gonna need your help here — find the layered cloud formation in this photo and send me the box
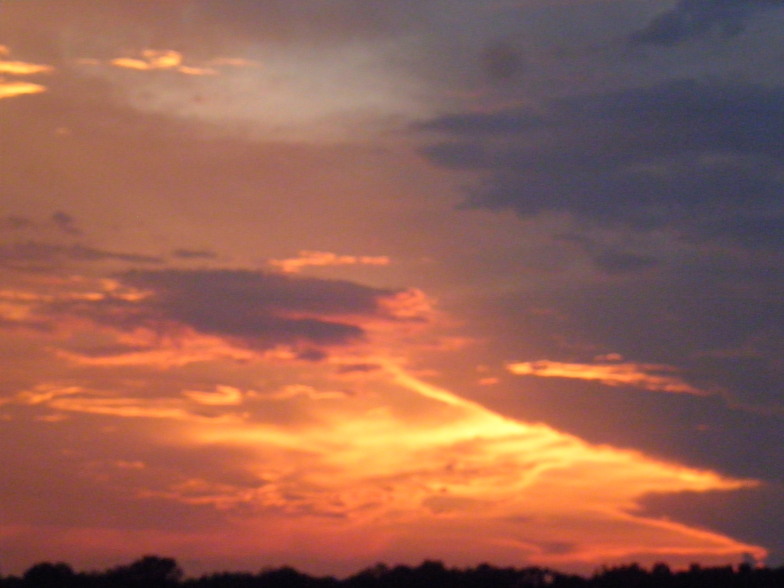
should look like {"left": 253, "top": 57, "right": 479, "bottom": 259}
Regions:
{"left": 1, "top": 0, "right": 783, "bottom": 578}
{"left": 420, "top": 79, "right": 784, "bottom": 247}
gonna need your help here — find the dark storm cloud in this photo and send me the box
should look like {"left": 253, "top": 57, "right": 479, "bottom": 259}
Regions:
{"left": 494, "top": 374, "right": 784, "bottom": 482}
{"left": 419, "top": 79, "right": 784, "bottom": 247}
{"left": 490, "top": 255, "right": 784, "bottom": 412}
{"left": 630, "top": 0, "right": 784, "bottom": 46}
{"left": 555, "top": 233, "right": 660, "bottom": 276}
{"left": 52, "top": 269, "right": 401, "bottom": 352}
{"left": 637, "top": 484, "right": 784, "bottom": 565}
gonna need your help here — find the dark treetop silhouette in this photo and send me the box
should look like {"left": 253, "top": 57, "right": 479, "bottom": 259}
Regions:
{"left": 2, "top": 556, "right": 784, "bottom": 588}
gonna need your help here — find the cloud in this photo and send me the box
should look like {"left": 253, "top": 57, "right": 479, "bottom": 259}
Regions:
{"left": 45, "top": 269, "right": 412, "bottom": 356}
{"left": 630, "top": 0, "right": 784, "bottom": 46}
{"left": 267, "top": 384, "right": 350, "bottom": 401}
{"left": 51, "top": 211, "right": 81, "bottom": 235}
{"left": 0, "top": 242, "right": 164, "bottom": 271}
{"left": 183, "top": 385, "right": 244, "bottom": 406}
{"left": 0, "top": 215, "right": 35, "bottom": 230}
{"left": 419, "top": 79, "right": 784, "bottom": 248}
{"left": 637, "top": 483, "right": 784, "bottom": 565}
{"left": 479, "top": 40, "right": 526, "bottom": 81}
{"left": 10, "top": 383, "right": 241, "bottom": 423}
{"left": 0, "top": 53, "right": 53, "bottom": 75}
{"left": 0, "top": 79, "right": 46, "bottom": 99}
{"left": 269, "top": 250, "right": 390, "bottom": 274}
{"left": 0, "top": 45, "right": 53, "bottom": 75}
{"left": 109, "top": 49, "right": 216, "bottom": 75}
{"left": 0, "top": 45, "right": 53, "bottom": 100}
{"left": 185, "top": 364, "right": 764, "bottom": 569}
{"left": 0, "top": 212, "right": 81, "bottom": 235}
{"left": 55, "top": 333, "right": 258, "bottom": 368}
{"left": 171, "top": 248, "right": 218, "bottom": 260}
{"left": 507, "top": 360, "right": 707, "bottom": 395}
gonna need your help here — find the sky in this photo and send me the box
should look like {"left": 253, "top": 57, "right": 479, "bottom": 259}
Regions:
{"left": 1, "top": 0, "right": 783, "bottom": 578}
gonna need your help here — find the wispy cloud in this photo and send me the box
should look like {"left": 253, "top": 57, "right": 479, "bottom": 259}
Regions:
{"left": 507, "top": 360, "right": 707, "bottom": 395}
{"left": 0, "top": 45, "right": 53, "bottom": 99}
{"left": 10, "top": 383, "right": 242, "bottom": 423}
{"left": 185, "top": 363, "right": 762, "bottom": 566}
{"left": 270, "top": 250, "right": 390, "bottom": 274}
{"left": 0, "top": 242, "right": 163, "bottom": 271}
{"left": 0, "top": 79, "right": 47, "bottom": 100}
{"left": 109, "top": 49, "right": 216, "bottom": 76}
{"left": 183, "top": 385, "right": 244, "bottom": 406}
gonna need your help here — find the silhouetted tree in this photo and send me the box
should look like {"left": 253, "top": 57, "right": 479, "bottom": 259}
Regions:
{"left": 22, "top": 562, "right": 75, "bottom": 588}
{"left": 5, "top": 555, "right": 784, "bottom": 588}
{"left": 107, "top": 556, "right": 182, "bottom": 588}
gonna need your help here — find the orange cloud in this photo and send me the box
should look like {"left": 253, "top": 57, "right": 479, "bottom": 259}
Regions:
{"left": 0, "top": 62, "right": 53, "bottom": 75}
{"left": 183, "top": 385, "right": 244, "bottom": 406}
{"left": 110, "top": 50, "right": 216, "bottom": 75}
{"left": 178, "top": 362, "right": 762, "bottom": 569}
{"left": 0, "top": 45, "right": 53, "bottom": 75}
{"left": 56, "top": 330, "right": 259, "bottom": 368}
{"left": 0, "top": 270, "right": 763, "bottom": 572}
{"left": 1, "top": 339, "right": 765, "bottom": 571}
{"left": 507, "top": 359, "right": 707, "bottom": 395}
{"left": 0, "top": 79, "right": 47, "bottom": 99}
{"left": 207, "top": 57, "right": 259, "bottom": 68}
{"left": 270, "top": 250, "right": 390, "bottom": 273}
{"left": 10, "top": 383, "right": 243, "bottom": 423}
{"left": 266, "top": 384, "right": 350, "bottom": 401}
{"left": 0, "top": 46, "right": 52, "bottom": 99}
{"left": 377, "top": 288, "right": 435, "bottom": 321}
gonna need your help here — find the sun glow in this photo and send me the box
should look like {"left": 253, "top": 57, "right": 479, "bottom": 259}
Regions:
{"left": 172, "top": 360, "right": 763, "bottom": 569}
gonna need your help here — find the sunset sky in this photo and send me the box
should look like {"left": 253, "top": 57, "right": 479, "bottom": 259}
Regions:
{"left": 1, "top": 0, "right": 783, "bottom": 578}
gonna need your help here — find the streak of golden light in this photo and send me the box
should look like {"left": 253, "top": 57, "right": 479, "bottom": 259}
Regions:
{"left": 0, "top": 61, "right": 53, "bottom": 75}
{"left": 508, "top": 360, "right": 706, "bottom": 395}
{"left": 270, "top": 250, "right": 390, "bottom": 274}
{"left": 0, "top": 80, "right": 46, "bottom": 99}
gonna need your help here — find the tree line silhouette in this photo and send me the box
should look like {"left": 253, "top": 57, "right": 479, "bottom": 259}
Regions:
{"left": 2, "top": 556, "right": 783, "bottom": 588}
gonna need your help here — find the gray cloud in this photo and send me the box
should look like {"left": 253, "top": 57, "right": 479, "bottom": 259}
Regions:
{"left": 171, "top": 248, "right": 218, "bottom": 260}
{"left": 630, "top": 0, "right": 784, "bottom": 46}
{"left": 51, "top": 211, "right": 81, "bottom": 235}
{"left": 637, "top": 484, "right": 784, "bottom": 566}
{"left": 0, "top": 241, "right": 163, "bottom": 271}
{"left": 0, "top": 215, "right": 36, "bottom": 230}
{"left": 494, "top": 374, "right": 783, "bottom": 482}
{"left": 49, "top": 269, "right": 402, "bottom": 354}
{"left": 419, "top": 79, "right": 784, "bottom": 248}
